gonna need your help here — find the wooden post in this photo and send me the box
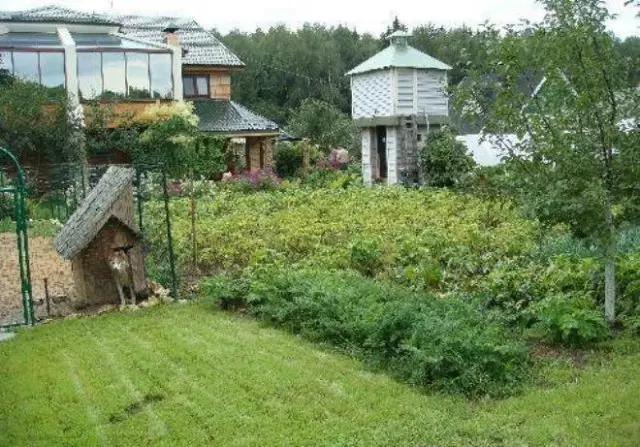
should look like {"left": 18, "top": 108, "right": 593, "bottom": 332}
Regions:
{"left": 44, "top": 278, "right": 51, "bottom": 317}
{"left": 302, "top": 141, "right": 311, "bottom": 169}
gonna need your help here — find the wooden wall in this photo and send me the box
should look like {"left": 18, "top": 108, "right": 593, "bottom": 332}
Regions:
{"left": 82, "top": 101, "right": 171, "bottom": 128}
{"left": 245, "top": 137, "right": 274, "bottom": 170}
{"left": 210, "top": 74, "right": 231, "bottom": 100}
{"left": 72, "top": 219, "right": 146, "bottom": 308}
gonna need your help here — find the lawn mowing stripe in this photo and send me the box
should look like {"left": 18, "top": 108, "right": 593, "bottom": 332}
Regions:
{"left": 76, "top": 306, "right": 470, "bottom": 445}
{"left": 51, "top": 318, "right": 158, "bottom": 445}
{"left": 61, "top": 350, "right": 111, "bottom": 446}
{"left": 88, "top": 312, "right": 301, "bottom": 445}
{"left": 110, "top": 325, "right": 220, "bottom": 443}
{"left": 79, "top": 320, "right": 169, "bottom": 440}
{"left": 0, "top": 324, "right": 111, "bottom": 446}
{"left": 86, "top": 309, "right": 285, "bottom": 443}
{"left": 131, "top": 307, "right": 422, "bottom": 439}
{"left": 97, "top": 314, "right": 278, "bottom": 434}
{"left": 87, "top": 307, "right": 358, "bottom": 443}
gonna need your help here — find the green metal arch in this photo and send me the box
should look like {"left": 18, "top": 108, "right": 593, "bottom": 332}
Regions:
{"left": 0, "top": 147, "right": 34, "bottom": 327}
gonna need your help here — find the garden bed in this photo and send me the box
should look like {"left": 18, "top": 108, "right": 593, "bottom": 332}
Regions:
{"left": 0, "top": 233, "right": 74, "bottom": 325}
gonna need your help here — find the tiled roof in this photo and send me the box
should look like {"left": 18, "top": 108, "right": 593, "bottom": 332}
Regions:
{"left": 346, "top": 37, "right": 451, "bottom": 76}
{"left": 0, "top": 6, "right": 244, "bottom": 68}
{"left": 116, "top": 16, "right": 244, "bottom": 67}
{"left": 193, "top": 100, "right": 279, "bottom": 134}
{"left": 0, "top": 5, "right": 119, "bottom": 26}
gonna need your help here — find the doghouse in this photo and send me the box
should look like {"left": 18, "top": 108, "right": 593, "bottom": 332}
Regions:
{"left": 53, "top": 167, "right": 148, "bottom": 308}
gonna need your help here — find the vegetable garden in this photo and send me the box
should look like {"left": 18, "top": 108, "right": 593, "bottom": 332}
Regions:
{"left": 138, "top": 184, "right": 640, "bottom": 397}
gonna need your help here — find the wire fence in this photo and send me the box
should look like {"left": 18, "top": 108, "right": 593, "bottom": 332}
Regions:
{"left": 0, "top": 162, "right": 180, "bottom": 326}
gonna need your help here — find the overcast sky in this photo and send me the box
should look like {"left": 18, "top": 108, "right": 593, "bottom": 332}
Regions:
{"left": 2, "top": 0, "right": 638, "bottom": 37}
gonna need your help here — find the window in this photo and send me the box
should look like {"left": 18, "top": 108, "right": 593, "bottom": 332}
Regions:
{"left": 0, "top": 33, "right": 65, "bottom": 89}
{"left": 77, "top": 50, "right": 173, "bottom": 100}
{"left": 126, "top": 53, "right": 150, "bottom": 98}
{"left": 13, "top": 52, "right": 39, "bottom": 83}
{"left": 102, "top": 52, "right": 126, "bottom": 99}
{"left": 39, "top": 52, "right": 65, "bottom": 88}
{"left": 0, "top": 50, "right": 66, "bottom": 90}
{"left": 182, "top": 75, "right": 209, "bottom": 97}
{"left": 150, "top": 53, "right": 172, "bottom": 99}
{"left": 78, "top": 52, "right": 102, "bottom": 99}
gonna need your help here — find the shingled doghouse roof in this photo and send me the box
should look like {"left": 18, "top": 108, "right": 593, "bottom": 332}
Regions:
{"left": 54, "top": 166, "right": 138, "bottom": 260}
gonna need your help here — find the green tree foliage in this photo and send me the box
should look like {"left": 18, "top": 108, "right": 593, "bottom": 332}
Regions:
{"left": 135, "top": 104, "right": 226, "bottom": 179}
{"left": 380, "top": 16, "right": 409, "bottom": 41}
{"left": 222, "top": 25, "right": 379, "bottom": 124}
{"left": 0, "top": 75, "right": 80, "bottom": 163}
{"left": 456, "top": 0, "right": 640, "bottom": 323}
{"left": 287, "top": 99, "right": 357, "bottom": 150}
{"left": 220, "top": 21, "right": 638, "bottom": 124}
{"left": 420, "top": 128, "right": 476, "bottom": 187}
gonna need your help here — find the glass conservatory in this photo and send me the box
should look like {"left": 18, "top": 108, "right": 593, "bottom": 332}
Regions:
{"left": 0, "top": 31, "right": 175, "bottom": 100}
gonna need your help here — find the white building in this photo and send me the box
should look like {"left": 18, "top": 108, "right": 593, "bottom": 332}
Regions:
{"left": 346, "top": 31, "right": 451, "bottom": 185}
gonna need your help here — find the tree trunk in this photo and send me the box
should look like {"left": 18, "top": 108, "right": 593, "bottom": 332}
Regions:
{"left": 604, "top": 203, "right": 616, "bottom": 324}
{"left": 604, "top": 248, "right": 616, "bottom": 324}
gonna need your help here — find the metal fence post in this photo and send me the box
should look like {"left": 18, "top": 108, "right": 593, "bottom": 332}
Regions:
{"left": 161, "top": 167, "right": 179, "bottom": 299}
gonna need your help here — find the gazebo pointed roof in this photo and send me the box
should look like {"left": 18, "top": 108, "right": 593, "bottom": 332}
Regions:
{"left": 346, "top": 32, "right": 451, "bottom": 76}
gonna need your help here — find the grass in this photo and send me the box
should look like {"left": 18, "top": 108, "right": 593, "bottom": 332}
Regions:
{"left": 1, "top": 302, "right": 639, "bottom": 446}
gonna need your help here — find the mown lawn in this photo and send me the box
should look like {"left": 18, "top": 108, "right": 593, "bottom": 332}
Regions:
{"left": 1, "top": 302, "right": 639, "bottom": 446}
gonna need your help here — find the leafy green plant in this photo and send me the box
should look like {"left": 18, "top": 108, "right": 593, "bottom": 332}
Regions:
{"left": 349, "top": 236, "right": 383, "bottom": 277}
{"left": 202, "top": 268, "right": 530, "bottom": 397}
{"left": 526, "top": 294, "right": 610, "bottom": 347}
{"left": 420, "top": 127, "right": 476, "bottom": 188}
{"left": 274, "top": 142, "right": 304, "bottom": 178}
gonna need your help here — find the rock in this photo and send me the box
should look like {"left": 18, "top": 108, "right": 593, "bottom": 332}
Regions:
{"left": 0, "top": 332, "right": 16, "bottom": 342}
{"left": 139, "top": 297, "right": 161, "bottom": 309}
{"left": 97, "top": 304, "right": 117, "bottom": 315}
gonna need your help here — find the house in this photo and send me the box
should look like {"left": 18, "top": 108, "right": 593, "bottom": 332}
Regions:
{"left": 455, "top": 75, "right": 638, "bottom": 167}
{"left": 0, "top": 5, "right": 279, "bottom": 170}
{"left": 346, "top": 31, "right": 451, "bottom": 185}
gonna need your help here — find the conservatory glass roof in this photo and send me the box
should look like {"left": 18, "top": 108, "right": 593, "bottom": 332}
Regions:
{"left": 72, "top": 33, "right": 169, "bottom": 50}
{"left": 0, "top": 32, "right": 63, "bottom": 48}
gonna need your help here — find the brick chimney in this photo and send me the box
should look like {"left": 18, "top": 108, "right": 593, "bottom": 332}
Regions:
{"left": 163, "top": 23, "right": 180, "bottom": 47}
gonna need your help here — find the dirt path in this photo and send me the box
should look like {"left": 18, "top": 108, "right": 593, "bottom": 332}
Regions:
{"left": 0, "top": 234, "right": 74, "bottom": 325}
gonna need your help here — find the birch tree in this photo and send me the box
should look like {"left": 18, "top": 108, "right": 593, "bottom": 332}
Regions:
{"left": 456, "top": 0, "right": 640, "bottom": 323}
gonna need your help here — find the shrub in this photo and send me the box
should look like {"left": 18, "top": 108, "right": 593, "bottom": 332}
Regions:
{"left": 482, "top": 255, "right": 600, "bottom": 326}
{"left": 220, "top": 169, "right": 281, "bottom": 193}
{"left": 274, "top": 142, "right": 304, "bottom": 178}
{"left": 349, "top": 236, "right": 383, "bottom": 276}
{"left": 526, "top": 294, "right": 610, "bottom": 347}
{"left": 202, "top": 268, "right": 530, "bottom": 397}
{"left": 299, "top": 166, "right": 362, "bottom": 189}
{"left": 420, "top": 128, "right": 476, "bottom": 188}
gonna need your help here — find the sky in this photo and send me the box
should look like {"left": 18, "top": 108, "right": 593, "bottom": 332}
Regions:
{"left": 1, "top": 0, "right": 638, "bottom": 38}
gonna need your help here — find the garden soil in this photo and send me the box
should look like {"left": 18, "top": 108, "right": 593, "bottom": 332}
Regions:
{"left": 0, "top": 234, "right": 74, "bottom": 325}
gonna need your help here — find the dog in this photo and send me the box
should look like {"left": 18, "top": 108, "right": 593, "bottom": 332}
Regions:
{"left": 107, "top": 247, "right": 136, "bottom": 307}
